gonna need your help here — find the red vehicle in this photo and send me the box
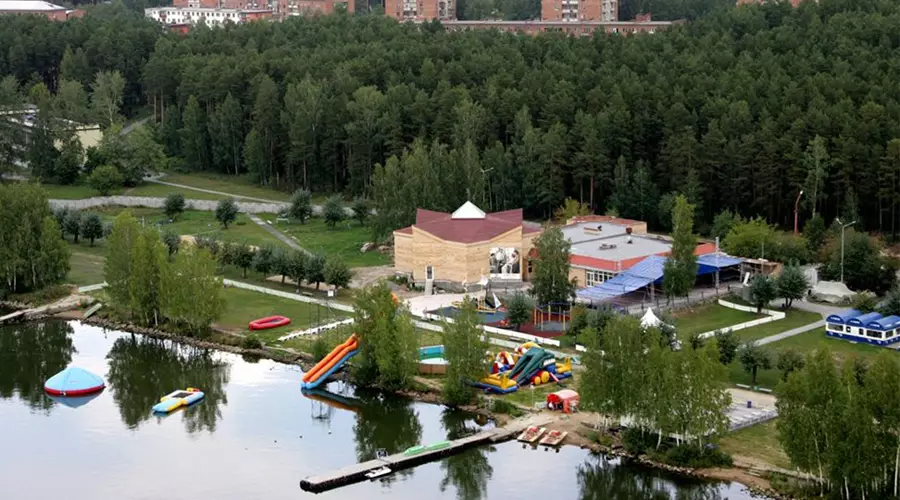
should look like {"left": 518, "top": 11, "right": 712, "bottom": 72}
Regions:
{"left": 248, "top": 315, "right": 291, "bottom": 331}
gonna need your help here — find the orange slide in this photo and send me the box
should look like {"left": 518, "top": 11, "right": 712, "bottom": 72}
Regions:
{"left": 301, "top": 334, "right": 359, "bottom": 389}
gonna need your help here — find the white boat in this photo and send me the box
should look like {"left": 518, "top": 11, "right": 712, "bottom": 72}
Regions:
{"left": 365, "top": 466, "right": 392, "bottom": 480}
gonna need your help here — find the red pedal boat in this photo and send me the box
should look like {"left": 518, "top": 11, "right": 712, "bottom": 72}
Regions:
{"left": 249, "top": 315, "right": 291, "bottom": 330}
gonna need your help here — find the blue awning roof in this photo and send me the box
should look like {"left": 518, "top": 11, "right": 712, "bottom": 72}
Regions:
{"left": 848, "top": 312, "right": 882, "bottom": 327}
{"left": 825, "top": 309, "right": 862, "bottom": 324}
{"left": 869, "top": 315, "right": 900, "bottom": 331}
{"left": 576, "top": 253, "right": 742, "bottom": 302}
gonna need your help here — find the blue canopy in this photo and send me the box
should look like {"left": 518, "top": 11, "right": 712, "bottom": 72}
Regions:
{"left": 576, "top": 253, "right": 741, "bottom": 302}
{"left": 825, "top": 309, "right": 862, "bottom": 324}
{"left": 44, "top": 367, "right": 105, "bottom": 396}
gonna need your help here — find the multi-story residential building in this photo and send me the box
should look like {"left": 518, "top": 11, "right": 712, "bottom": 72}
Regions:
{"left": 145, "top": 6, "right": 273, "bottom": 28}
{"left": 0, "top": 1, "right": 84, "bottom": 21}
{"left": 438, "top": 19, "right": 672, "bottom": 36}
{"left": 541, "top": 0, "right": 616, "bottom": 22}
{"left": 383, "top": 0, "right": 454, "bottom": 21}
{"left": 171, "top": 0, "right": 353, "bottom": 17}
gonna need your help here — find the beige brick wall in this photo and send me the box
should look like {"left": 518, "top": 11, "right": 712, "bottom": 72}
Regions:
{"left": 569, "top": 267, "right": 586, "bottom": 289}
{"left": 393, "top": 226, "right": 537, "bottom": 283}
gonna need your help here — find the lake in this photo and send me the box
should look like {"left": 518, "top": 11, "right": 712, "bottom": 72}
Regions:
{"left": 0, "top": 320, "right": 763, "bottom": 499}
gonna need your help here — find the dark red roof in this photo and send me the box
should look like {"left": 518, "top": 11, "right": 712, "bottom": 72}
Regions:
{"left": 394, "top": 207, "right": 528, "bottom": 244}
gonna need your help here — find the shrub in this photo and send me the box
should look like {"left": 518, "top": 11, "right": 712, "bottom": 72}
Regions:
{"left": 241, "top": 335, "right": 263, "bottom": 350}
{"left": 663, "top": 443, "right": 733, "bottom": 468}
{"left": 87, "top": 164, "right": 124, "bottom": 196}
{"left": 164, "top": 193, "right": 186, "bottom": 221}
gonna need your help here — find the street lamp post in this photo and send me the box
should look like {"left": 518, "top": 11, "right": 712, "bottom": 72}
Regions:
{"left": 794, "top": 190, "right": 804, "bottom": 235}
{"left": 835, "top": 218, "right": 857, "bottom": 284}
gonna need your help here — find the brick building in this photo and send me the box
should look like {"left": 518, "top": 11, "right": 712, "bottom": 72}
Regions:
{"left": 171, "top": 0, "right": 353, "bottom": 16}
{"left": 439, "top": 19, "right": 673, "bottom": 36}
{"left": 145, "top": 6, "right": 273, "bottom": 27}
{"left": 383, "top": 0, "right": 454, "bottom": 21}
{"left": 0, "top": 1, "right": 84, "bottom": 21}
{"left": 541, "top": 0, "right": 616, "bottom": 22}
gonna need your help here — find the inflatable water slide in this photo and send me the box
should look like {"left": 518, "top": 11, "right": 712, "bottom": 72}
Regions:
{"left": 301, "top": 334, "right": 359, "bottom": 390}
{"left": 474, "top": 345, "right": 573, "bottom": 394}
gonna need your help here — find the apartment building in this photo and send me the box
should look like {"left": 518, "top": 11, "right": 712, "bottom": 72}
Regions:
{"left": 145, "top": 6, "right": 273, "bottom": 27}
{"left": 171, "top": 0, "right": 353, "bottom": 17}
{"left": 541, "top": 0, "right": 616, "bottom": 22}
{"left": 383, "top": 0, "right": 454, "bottom": 21}
{"left": 0, "top": 1, "right": 84, "bottom": 20}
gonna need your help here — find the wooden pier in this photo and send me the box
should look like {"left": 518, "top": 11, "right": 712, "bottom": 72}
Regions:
{"left": 300, "top": 421, "right": 534, "bottom": 493}
{"left": 0, "top": 310, "right": 24, "bottom": 324}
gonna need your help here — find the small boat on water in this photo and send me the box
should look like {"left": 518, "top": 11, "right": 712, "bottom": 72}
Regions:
{"left": 249, "top": 315, "right": 291, "bottom": 331}
{"left": 538, "top": 430, "right": 568, "bottom": 447}
{"left": 517, "top": 426, "right": 546, "bottom": 443}
{"left": 152, "top": 388, "right": 205, "bottom": 414}
{"left": 365, "top": 466, "right": 392, "bottom": 480}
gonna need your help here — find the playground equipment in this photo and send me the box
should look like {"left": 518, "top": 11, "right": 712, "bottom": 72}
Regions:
{"left": 301, "top": 334, "right": 359, "bottom": 390}
{"left": 546, "top": 389, "right": 580, "bottom": 413}
{"left": 533, "top": 303, "right": 571, "bottom": 332}
{"left": 152, "top": 388, "right": 205, "bottom": 413}
{"left": 452, "top": 293, "right": 505, "bottom": 313}
{"left": 474, "top": 342, "right": 572, "bottom": 394}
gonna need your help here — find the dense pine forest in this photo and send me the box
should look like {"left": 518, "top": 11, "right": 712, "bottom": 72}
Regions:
{"left": 3, "top": 0, "right": 900, "bottom": 238}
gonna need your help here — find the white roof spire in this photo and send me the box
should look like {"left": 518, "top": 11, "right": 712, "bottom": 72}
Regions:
{"left": 451, "top": 201, "right": 486, "bottom": 220}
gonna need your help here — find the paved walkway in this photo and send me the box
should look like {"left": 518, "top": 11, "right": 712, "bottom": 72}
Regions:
{"left": 756, "top": 319, "right": 825, "bottom": 346}
{"left": 247, "top": 214, "right": 310, "bottom": 254}
{"left": 77, "top": 283, "right": 107, "bottom": 293}
{"left": 147, "top": 178, "right": 290, "bottom": 205}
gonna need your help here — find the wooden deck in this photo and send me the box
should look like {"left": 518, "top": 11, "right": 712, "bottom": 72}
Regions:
{"left": 300, "top": 419, "right": 537, "bottom": 493}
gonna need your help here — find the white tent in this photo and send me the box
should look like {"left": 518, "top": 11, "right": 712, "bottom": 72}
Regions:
{"left": 640, "top": 308, "right": 668, "bottom": 329}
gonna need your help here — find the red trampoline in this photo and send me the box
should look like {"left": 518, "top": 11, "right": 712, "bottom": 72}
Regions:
{"left": 248, "top": 315, "right": 291, "bottom": 331}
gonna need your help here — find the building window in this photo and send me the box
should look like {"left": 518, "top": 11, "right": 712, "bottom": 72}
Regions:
{"left": 426, "top": 265, "right": 434, "bottom": 280}
{"left": 585, "top": 270, "right": 616, "bottom": 287}
{"left": 527, "top": 259, "right": 534, "bottom": 275}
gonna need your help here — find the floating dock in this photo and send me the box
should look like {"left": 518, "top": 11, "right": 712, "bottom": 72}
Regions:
{"left": 300, "top": 420, "right": 541, "bottom": 493}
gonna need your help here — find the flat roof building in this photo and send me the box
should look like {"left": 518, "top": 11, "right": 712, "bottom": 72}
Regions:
{"left": 437, "top": 19, "right": 673, "bottom": 36}
{"left": 541, "top": 0, "right": 617, "bottom": 22}
{"left": 0, "top": 1, "right": 84, "bottom": 20}
{"left": 145, "top": 6, "right": 273, "bottom": 27}
{"left": 384, "top": 0, "right": 454, "bottom": 21}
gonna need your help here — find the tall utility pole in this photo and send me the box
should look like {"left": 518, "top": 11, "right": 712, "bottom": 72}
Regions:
{"left": 836, "top": 218, "right": 856, "bottom": 284}
{"left": 794, "top": 190, "right": 804, "bottom": 235}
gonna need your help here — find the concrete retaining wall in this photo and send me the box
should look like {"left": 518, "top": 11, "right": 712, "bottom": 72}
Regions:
{"left": 50, "top": 196, "right": 291, "bottom": 214}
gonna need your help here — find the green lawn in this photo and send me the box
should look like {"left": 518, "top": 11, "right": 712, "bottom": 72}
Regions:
{"left": 271, "top": 217, "right": 389, "bottom": 267}
{"left": 674, "top": 304, "right": 761, "bottom": 338}
{"left": 66, "top": 250, "right": 106, "bottom": 286}
{"left": 719, "top": 420, "right": 791, "bottom": 470}
{"left": 125, "top": 183, "right": 231, "bottom": 201}
{"left": 215, "top": 287, "right": 348, "bottom": 342}
{"left": 735, "top": 309, "right": 822, "bottom": 342}
{"left": 727, "top": 328, "right": 889, "bottom": 389}
{"left": 160, "top": 173, "right": 295, "bottom": 202}
{"left": 38, "top": 183, "right": 117, "bottom": 199}
{"left": 499, "top": 376, "right": 575, "bottom": 408}
{"left": 93, "top": 207, "right": 287, "bottom": 249}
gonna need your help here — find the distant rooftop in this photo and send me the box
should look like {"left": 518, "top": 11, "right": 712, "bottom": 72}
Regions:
{"left": 0, "top": 1, "right": 66, "bottom": 11}
{"left": 562, "top": 221, "right": 629, "bottom": 244}
{"left": 571, "top": 233, "right": 673, "bottom": 263}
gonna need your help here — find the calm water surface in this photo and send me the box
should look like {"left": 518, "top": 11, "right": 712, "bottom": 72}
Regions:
{"left": 0, "top": 321, "right": 762, "bottom": 499}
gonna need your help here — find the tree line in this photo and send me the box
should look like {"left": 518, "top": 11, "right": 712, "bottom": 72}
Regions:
{"left": 7, "top": 2, "right": 900, "bottom": 238}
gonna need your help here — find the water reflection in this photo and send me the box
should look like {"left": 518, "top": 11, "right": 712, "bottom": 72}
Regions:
{"left": 105, "top": 335, "right": 230, "bottom": 433}
{"left": 577, "top": 454, "right": 724, "bottom": 500}
{"left": 353, "top": 388, "right": 423, "bottom": 485}
{"left": 0, "top": 321, "right": 75, "bottom": 412}
{"left": 439, "top": 410, "right": 494, "bottom": 500}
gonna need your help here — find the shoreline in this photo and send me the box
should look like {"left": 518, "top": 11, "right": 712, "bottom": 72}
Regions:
{"left": 9, "top": 309, "right": 788, "bottom": 499}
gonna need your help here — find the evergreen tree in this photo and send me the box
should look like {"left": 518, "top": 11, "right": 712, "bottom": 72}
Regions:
{"left": 803, "top": 213, "right": 827, "bottom": 256}
{"left": 251, "top": 75, "right": 282, "bottom": 186}
{"left": 209, "top": 93, "right": 244, "bottom": 175}
{"left": 54, "top": 132, "right": 83, "bottom": 185}
{"left": 181, "top": 95, "right": 210, "bottom": 171}
{"left": 59, "top": 46, "right": 91, "bottom": 86}
{"left": 663, "top": 195, "right": 698, "bottom": 301}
